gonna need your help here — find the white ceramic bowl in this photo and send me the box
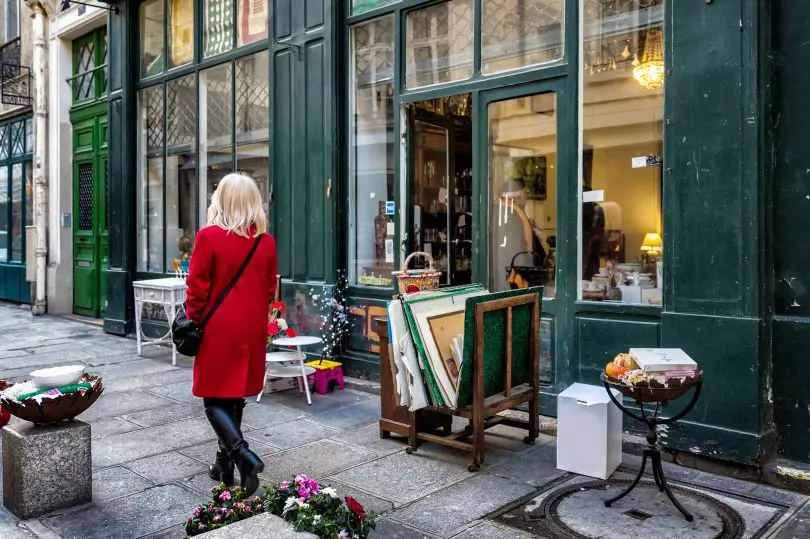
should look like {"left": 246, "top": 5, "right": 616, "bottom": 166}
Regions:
{"left": 29, "top": 365, "right": 86, "bottom": 390}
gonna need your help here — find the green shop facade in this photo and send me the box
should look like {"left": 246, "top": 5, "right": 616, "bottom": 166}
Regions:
{"left": 99, "top": 0, "right": 810, "bottom": 466}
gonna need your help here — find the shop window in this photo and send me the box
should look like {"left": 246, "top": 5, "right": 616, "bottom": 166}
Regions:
{"left": 352, "top": 0, "right": 397, "bottom": 16}
{"left": 0, "top": 167, "right": 6, "bottom": 262}
{"left": 348, "top": 15, "right": 395, "bottom": 288}
{"left": 166, "top": 74, "right": 198, "bottom": 270}
{"left": 200, "top": 63, "right": 233, "bottom": 216}
{"left": 140, "top": 0, "right": 165, "bottom": 77}
{"left": 482, "top": 0, "right": 564, "bottom": 74}
{"left": 235, "top": 50, "right": 270, "bottom": 209}
{"left": 204, "top": 0, "right": 235, "bottom": 57}
{"left": 4, "top": 0, "right": 18, "bottom": 43}
{"left": 72, "top": 28, "right": 107, "bottom": 103}
{"left": 237, "top": 0, "right": 268, "bottom": 46}
{"left": 136, "top": 85, "right": 165, "bottom": 273}
{"left": 405, "top": 0, "right": 473, "bottom": 89}
{"left": 169, "top": 0, "right": 194, "bottom": 68}
{"left": 580, "top": 0, "right": 664, "bottom": 306}
{"left": 488, "top": 93, "right": 557, "bottom": 299}
{"left": 0, "top": 119, "right": 31, "bottom": 267}
{"left": 9, "top": 162, "right": 21, "bottom": 261}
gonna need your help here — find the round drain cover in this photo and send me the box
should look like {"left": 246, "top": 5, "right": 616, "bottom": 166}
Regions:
{"left": 531, "top": 480, "right": 744, "bottom": 539}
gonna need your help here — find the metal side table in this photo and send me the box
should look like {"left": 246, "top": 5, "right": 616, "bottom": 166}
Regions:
{"left": 600, "top": 372, "right": 704, "bottom": 522}
{"left": 133, "top": 278, "right": 187, "bottom": 366}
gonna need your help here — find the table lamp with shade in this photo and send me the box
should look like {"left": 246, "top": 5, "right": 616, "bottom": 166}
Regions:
{"left": 640, "top": 232, "right": 662, "bottom": 262}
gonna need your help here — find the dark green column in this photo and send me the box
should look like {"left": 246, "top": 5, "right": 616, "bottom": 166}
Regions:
{"left": 104, "top": 1, "right": 137, "bottom": 335}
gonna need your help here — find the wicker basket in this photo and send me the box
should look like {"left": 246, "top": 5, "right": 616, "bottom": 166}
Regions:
{"left": 393, "top": 252, "right": 442, "bottom": 294}
{"left": 505, "top": 251, "right": 546, "bottom": 289}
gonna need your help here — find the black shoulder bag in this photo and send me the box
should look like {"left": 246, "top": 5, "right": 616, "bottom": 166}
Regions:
{"left": 172, "top": 234, "right": 264, "bottom": 357}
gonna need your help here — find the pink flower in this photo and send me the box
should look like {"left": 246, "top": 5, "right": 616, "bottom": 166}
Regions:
{"left": 338, "top": 531, "right": 349, "bottom": 539}
{"left": 193, "top": 507, "right": 201, "bottom": 517}
{"left": 298, "top": 487, "right": 310, "bottom": 500}
{"left": 213, "top": 515, "right": 221, "bottom": 522}
{"left": 307, "top": 480, "right": 319, "bottom": 492}
{"left": 279, "top": 481, "right": 290, "bottom": 490}
{"left": 295, "top": 474, "right": 310, "bottom": 485}
{"left": 198, "top": 524, "right": 205, "bottom": 530}
{"left": 219, "top": 490, "right": 232, "bottom": 502}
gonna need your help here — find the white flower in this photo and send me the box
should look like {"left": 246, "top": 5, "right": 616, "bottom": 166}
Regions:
{"left": 321, "top": 487, "right": 338, "bottom": 499}
{"left": 283, "top": 496, "right": 298, "bottom": 514}
{"left": 278, "top": 319, "right": 288, "bottom": 330}
{"left": 313, "top": 514, "right": 322, "bottom": 524}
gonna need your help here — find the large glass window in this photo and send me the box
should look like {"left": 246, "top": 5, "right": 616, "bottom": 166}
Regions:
{"left": 352, "top": 0, "right": 397, "bottom": 16}
{"left": 348, "top": 16, "right": 395, "bottom": 288}
{"left": 488, "top": 93, "right": 557, "bottom": 299}
{"left": 482, "top": 0, "right": 564, "bottom": 74}
{"left": 200, "top": 63, "right": 233, "bottom": 217}
{"left": 405, "top": 0, "right": 473, "bottom": 89}
{"left": 580, "top": 0, "right": 664, "bottom": 306}
{"left": 204, "top": 0, "right": 235, "bottom": 58}
{"left": 0, "top": 167, "right": 7, "bottom": 262}
{"left": 235, "top": 51, "right": 270, "bottom": 212}
{"left": 136, "top": 85, "right": 165, "bottom": 273}
{"left": 237, "top": 0, "right": 268, "bottom": 46}
{"left": 0, "top": 118, "right": 32, "bottom": 266}
{"left": 4, "top": 0, "right": 18, "bottom": 42}
{"left": 10, "top": 162, "right": 21, "bottom": 262}
{"left": 140, "top": 0, "right": 164, "bottom": 77}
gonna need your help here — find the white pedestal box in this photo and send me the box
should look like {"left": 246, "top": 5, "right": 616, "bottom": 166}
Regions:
{"left": 556, "top": 383, "right": 623, "bottom": 480}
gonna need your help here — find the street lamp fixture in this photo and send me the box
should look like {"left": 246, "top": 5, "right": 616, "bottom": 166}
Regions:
{"left": 59, "top": 0, "right": 119, "bottom": 14}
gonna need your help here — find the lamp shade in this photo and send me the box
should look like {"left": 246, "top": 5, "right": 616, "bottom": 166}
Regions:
{"left": 640, "top": 232, "right": 663, "bottom": 253}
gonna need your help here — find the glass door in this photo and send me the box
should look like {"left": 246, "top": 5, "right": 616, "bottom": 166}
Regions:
{"left": 404, "top": 96, "right": 473, "bottom": 287}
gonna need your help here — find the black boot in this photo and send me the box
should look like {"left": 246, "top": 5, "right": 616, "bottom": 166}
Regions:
{"left": 205, "top": 404, "right": 264, "bottom": 496}
{"left": 208, "top": 439, "right": 235, "bottom": 486}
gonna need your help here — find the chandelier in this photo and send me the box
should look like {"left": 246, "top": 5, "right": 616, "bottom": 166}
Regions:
{"left": 633, "top": 27, "right": 665, "bottom": 90}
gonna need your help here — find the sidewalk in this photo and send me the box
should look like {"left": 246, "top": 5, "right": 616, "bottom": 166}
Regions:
{"left": 0, "top": 303, "right": 807, "bottom": 538}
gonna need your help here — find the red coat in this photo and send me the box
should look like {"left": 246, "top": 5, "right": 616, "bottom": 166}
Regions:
{"left": 185, "top": 226, "right": 278, "bottom": 398}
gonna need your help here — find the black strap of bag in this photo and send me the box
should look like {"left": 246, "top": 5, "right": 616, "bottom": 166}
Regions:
{"left": 198, "top": 233, "right": 265, "bottom": 328}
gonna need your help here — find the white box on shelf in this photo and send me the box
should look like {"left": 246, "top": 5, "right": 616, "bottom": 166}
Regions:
{"left": 557, "top": 383, "right": 623, "bottom": 480}
{"left": 629, "top": 348, "right": 697, "bottom": 372}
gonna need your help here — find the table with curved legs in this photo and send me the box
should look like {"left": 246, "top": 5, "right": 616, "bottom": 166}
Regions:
{"left": 600, "top": 374, "right": 703, "bottom": 522}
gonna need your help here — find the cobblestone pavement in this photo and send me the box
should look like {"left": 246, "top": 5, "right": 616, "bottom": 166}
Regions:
{"left": 0, "top": 303, "right": 808, "bottom": 538}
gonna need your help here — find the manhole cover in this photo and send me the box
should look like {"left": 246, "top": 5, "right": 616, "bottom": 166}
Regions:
{"left": 500, "top": 479, "right": 745, "bottom": 539}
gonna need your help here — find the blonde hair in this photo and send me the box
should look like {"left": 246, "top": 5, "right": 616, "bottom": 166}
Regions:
{"left": 206, "top": 173, "right": 267, "bottom": 238}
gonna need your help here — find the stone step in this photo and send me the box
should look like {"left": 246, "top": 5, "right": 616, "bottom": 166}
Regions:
{"left": 199, "top": 513, "right": 318, "bottom": 538}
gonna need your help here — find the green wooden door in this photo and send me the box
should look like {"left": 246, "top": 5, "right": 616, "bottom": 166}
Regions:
{"left": 72, "top": 107, "right": 108, "bottom": 318}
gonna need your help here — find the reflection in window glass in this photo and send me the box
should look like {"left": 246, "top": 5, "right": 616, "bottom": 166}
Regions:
{"left": 10, "top": 163, "right": 21, "bottom": 262}
{"left": 0, "top": 167, "right": 7, "bottom": 262}
{"left": 24, "top": 162, "right": 31, "bottom": 228}
{"left": 488, "top": 93, "right": 557, "bottom": 299}
{"left": 204, "top": 0, "right": 234, "bottom": 57}
{"left": 169, "top": 0, "right": 194, "bottom": 68}
{"left": 352, "top": 0, "right": 396, "bottom": 15}
{"left": 580, "top": 0, "right": 664, "bottom": 305}
{"left": 405, "top": 0, "right": 473, "bottom": 89}
{"left": 237, "top": 0, "right": 269, "bottom": 46}
{"left": 349, "top": 16, "right": 395, "bottom": 288}
{"left": 200, "top": 63, "right": 233, "bottom": 217}
{"left": 482, "top": 0, "right": 564, "bottom": 74}
{"left": 236, "top": 51, "right": 270, "bottom": 207}
{"left": 136, "top": 86, "right": 165, "bottom": 273}
{"left": 140, "top": 0, "right": 164, "bottom": 77}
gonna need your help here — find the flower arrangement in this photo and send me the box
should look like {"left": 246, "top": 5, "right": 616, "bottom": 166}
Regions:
{"left": 185, "top": 477, "right": 375, "bottom": 538}
{"left": 267, "top": 301, "right": 297, "bottom": 350}
{"left": 312, "top": 270, "right": 352, "bottom": 359}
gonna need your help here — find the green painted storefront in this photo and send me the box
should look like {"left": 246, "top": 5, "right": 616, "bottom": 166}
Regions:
{"left": 99, "top": 0, "right": 809, "bottom": 466}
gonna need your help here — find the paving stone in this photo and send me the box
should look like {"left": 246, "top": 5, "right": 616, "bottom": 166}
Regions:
{"left": 482, "top": 424, "right": 556, "bottom": 453}
{"left": 245, "top": 419, "right": 341, "bottom": 449}
{"left": 309, "top": 399, "right": 380, "bottom": 430}
{"left": 260, "top": 439, "right": 378, "bottom": 483}
{"left": 272, "top": 388, "right": 372, "bottom": 414}
{"left": 489, "top": 441, "right": 566, "bottom": 487}
{"left": 369, "top": 518, "right": 436, "bottom": 538}
{"left": 93, "top": 417, "right": 216, "bottom": 468}
{"left": 330, "top": 449, "right": 482, "bottom": 505}
{"left": 146, "top": 380, "right": 198, "bottom": 403}
{"left": 326, "top": 480, "right": 396, "bottom": 518}
{"left": 79, "top": 389, "right": 178, "bottom": 422}
{"left": 749, "top": 484, "right": 810, "bottom": 508}
{"left": 40, "top": 484, "right": 206, "bottom": 539}
{"left": 198, "top": 512, "right": 318, "bottom": 538}
{"left": 89, "top": 358, "right": 178, "bottom": 380}
{"left": 240, "top": 402, "right": 309, "bottom": 430}
{"left": 140, "top": 524, "right": 187, "bottom": 539}
{"left": 331, "top": 424, "right": 409, "bottom": 456}
{"left": 178, "top": 439, "right": 279, "bottom": 464}
{"left": 104, "top": 368, "right": 192, "bottom": 393}
{"left": 451, "top": 522, "right": 539, "bottom": 539}
{"left": 123, "top": 451, "right": 208, "bottom": 483}
{"left": 775, "top": 503, "right": 810, "bottom": 539}
{"left": 123, "top": 402, "right": 207, "bottom": 428}
{"left": 0, "top": 507, "right": 35, "bottom": 538}
{"left": 689, "top": 471, "right": 759, "bottom": 495}
{"left": 389, "top": 473, "right": 534, "bottom": 537}
{"left": 92, "top": 466, "right": 154, "bottom": 502}
{"left": 89, "top": 417, "right": 142, "bottom": 440}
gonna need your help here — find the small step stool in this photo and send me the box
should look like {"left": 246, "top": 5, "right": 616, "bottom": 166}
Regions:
{"left": 305, "top": 359, "right": 346, "bottom": 395}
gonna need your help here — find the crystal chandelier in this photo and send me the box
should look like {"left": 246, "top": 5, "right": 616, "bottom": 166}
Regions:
{"left": 633, "top": 27, "right": 665, "bottom": 90}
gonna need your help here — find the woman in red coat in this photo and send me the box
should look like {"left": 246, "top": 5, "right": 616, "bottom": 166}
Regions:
{"left": 185, "top": 172, "right": 278, "bottom": 495}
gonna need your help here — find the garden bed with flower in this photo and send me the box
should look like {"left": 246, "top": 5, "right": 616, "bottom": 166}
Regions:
{"left": 185, "top": 475, "right": 375, "bottom": 539}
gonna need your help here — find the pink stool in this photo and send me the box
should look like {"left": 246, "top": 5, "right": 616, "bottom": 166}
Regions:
{"left": 306, "top": 361, "right": 346, "bottom": 396}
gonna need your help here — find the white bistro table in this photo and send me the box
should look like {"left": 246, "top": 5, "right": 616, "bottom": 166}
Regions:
{"left": 133, "top": 277, "right": 187, "bottom": 366}
{"left": 258, "top": 336, "right": 322, "bottom": 405}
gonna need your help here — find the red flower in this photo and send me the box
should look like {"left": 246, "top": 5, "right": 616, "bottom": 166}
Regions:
{"left": 272, "top": 302, "right": 286, "bottom": 313}
{"left": 344, "top": 496, "right": 366, "bottom": 520}
{"left": 267, "top": 320, "right": 280, "bottom": 336}
{"left": 405, "top": 284, "right": 420, "bottom": 293}
{"left": 286, "top": 328, "right": 297, "bottom": 338}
